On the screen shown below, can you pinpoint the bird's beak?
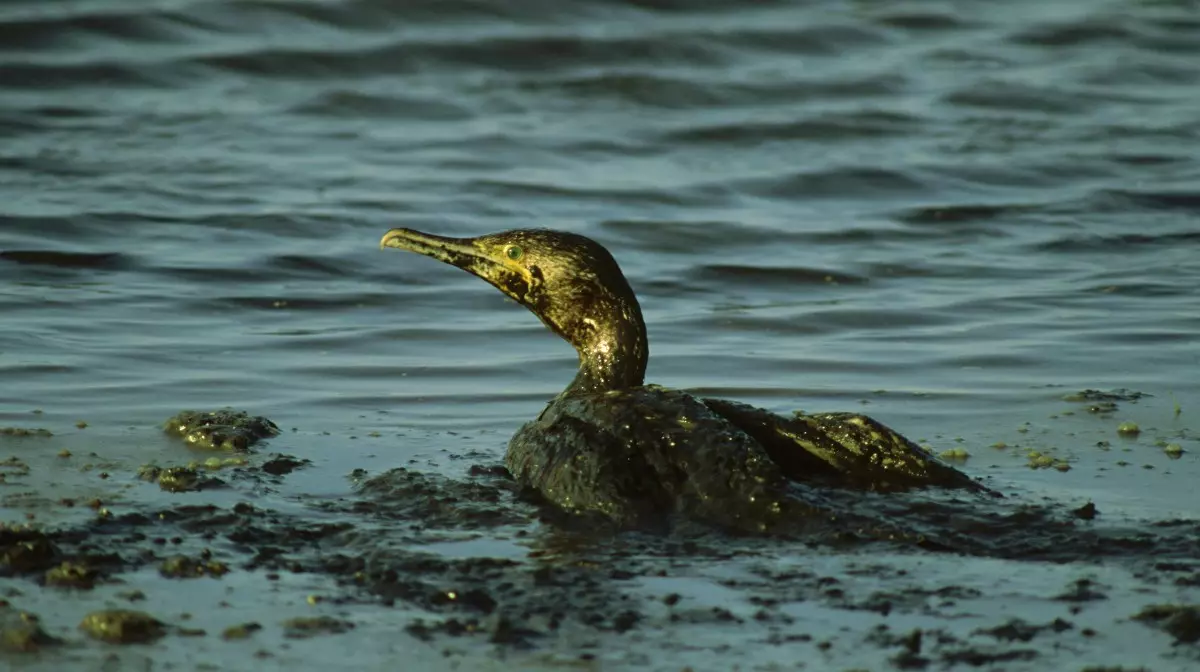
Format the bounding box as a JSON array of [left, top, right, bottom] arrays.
[[380, 228, 532, 303], [379, 228, 489, 273]]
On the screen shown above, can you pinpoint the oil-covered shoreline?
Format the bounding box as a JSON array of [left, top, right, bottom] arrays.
[[2, 396, 1197, 671], [4, 0, 1200, 668]]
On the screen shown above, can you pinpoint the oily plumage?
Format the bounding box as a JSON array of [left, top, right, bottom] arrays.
[[381, 227, 985, 534]]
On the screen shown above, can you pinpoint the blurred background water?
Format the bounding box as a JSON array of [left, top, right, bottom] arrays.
[[1, 0, 1197, 501]]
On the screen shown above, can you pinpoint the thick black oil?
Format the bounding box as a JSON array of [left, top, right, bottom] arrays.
[[1, 1, 1198, 669]]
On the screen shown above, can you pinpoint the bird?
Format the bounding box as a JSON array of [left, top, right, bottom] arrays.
[[380, 227, 985, 535]]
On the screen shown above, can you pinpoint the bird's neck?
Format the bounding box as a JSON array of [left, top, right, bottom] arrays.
[[563, 300, 648, 396]]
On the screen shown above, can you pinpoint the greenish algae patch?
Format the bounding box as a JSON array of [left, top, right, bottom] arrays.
[[1132, 604, 1200, 645], [1062, 389, 1147, 403], [1, 527, 61, 573], [0, 456, 31, 477], [157, 466, 210, 492], [137, 465, 219, 492], [160, 553, 230, 579], [203, 455, 249, 469], [44, 560, 100, 589], [1116, 421, 1140, 437], [163, 409, 280, 451], [221, 622, 262, 640], [138, 455, 252, 492], [1026, 451, 1070, 472], [282, 616, 355, 639], [0, 606, 61, 653], [938, 447, 970, 462], [0, 427, 53, 438], [79, 609, 166, 644]]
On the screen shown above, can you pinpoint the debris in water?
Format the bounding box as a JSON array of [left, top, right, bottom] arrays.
[[1117, 421, 1140, 437], [163, 409, 280, 451], [79, 609, 166, 644]]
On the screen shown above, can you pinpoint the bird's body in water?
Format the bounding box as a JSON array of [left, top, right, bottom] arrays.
[[380, 228, 986, 535]]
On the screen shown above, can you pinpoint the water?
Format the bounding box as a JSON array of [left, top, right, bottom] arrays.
[[2, 1, 1198, 669]]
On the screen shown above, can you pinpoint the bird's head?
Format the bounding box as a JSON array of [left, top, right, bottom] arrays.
[[380, 227, 647, 391]]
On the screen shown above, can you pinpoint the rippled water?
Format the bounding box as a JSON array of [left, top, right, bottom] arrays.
[[2, 0, 1198, 669]]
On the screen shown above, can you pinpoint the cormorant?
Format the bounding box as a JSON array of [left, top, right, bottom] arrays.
[[380, 228, 984, 534]]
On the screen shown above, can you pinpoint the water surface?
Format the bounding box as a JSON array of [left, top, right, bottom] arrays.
[[1, 0, 1198, 669]]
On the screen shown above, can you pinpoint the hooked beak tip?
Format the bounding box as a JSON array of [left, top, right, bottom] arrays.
[[380, 229, 405, 251]]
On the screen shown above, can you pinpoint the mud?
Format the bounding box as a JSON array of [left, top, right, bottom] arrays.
[[0, 402, 1197, 670], [1134, 605, 1200, 645]]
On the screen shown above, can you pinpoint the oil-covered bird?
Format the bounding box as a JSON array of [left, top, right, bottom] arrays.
[[380, 228, 985, 535]]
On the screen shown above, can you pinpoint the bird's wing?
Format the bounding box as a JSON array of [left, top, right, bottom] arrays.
[[702, 398, 988, 493], [505, 388, 841, 533]]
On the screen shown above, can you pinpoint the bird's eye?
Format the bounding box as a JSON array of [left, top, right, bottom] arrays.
[[504, 245, 524, 261]]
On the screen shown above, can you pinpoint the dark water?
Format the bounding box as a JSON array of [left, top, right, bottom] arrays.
[[2, 1, 1198, 669]]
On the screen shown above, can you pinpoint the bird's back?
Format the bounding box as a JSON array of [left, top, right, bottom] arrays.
[[505, 385, 796, 533]]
